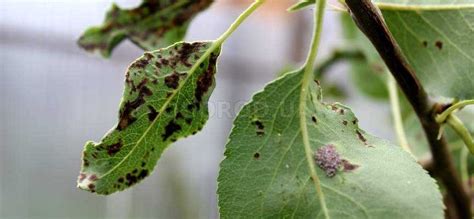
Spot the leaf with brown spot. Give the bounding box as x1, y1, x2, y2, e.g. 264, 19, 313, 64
77, 0, 213, 57
78, 41, 221, 195
218, 70, 442, 218
374, 0, 474, 99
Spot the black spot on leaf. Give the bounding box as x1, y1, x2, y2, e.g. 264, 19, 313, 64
138, 170, 148, 179
107, 141, 123, 155
125, 173, 138, 186
435, 41, 443, 50
194, 52, 218, 104
118, 79, 152, 130
148, 106, 158, 121
162, 120, 181, 141
88, 184, 95, 190
339, 109, 345, 115
254, 152, 260, 159
252, 120, 265, 136
143, 52, 154, 60
131, 58, 149, 69
356, 130, 367, 144
164, 72, 185, 89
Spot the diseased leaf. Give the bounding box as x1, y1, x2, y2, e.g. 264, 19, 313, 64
218, 70, 443, 218
374, 1, 474, 99
78, 0, 213, 57
288, 0, 315, 12
77, 41, 221, 195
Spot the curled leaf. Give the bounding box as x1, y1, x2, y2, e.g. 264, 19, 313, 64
78, 41, 221, 195
78, 0, 213, 57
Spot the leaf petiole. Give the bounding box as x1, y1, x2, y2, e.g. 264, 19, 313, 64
446, 114, 474, 155
436, 100, 474, 123
299, 0, 330, 218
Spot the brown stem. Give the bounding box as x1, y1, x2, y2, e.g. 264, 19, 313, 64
344, 0, 471, 218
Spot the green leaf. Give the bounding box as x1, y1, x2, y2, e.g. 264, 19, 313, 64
340, 13, 389, 100
78, 0, 213, 58
288, 0, 315, 12
374, 1, 474, 99
77, 41, 221, 195
218, 70, 443, 218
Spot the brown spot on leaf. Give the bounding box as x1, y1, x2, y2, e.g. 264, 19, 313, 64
342, 120, 348, 126
252, 120, 265, 136
312, 116, 317, 124
143, 52, 154, 60
118, 79, 152, 130
173, 42, 202, 67
79, 173, 86, 182
356, 130, 367, 144
160, 59, 169, 65
107, 141, 123, 155
342, 159, 359, 172
194, 51, 218, 105
339, 109, 345, 115
88, 184, 95, 190
435, 41, 443, 50
148, 106, 158, 121
89, 174, 98, 181
422, 41, 428, 47
125, 173, 138, 186
162, 120, 181, 141
254, 152, 260, 159
131, 58, 149, 69
164, 72, 185, 89
138, 170, 148, 179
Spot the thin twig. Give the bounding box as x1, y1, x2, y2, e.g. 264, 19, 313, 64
344, 0, 471, 218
